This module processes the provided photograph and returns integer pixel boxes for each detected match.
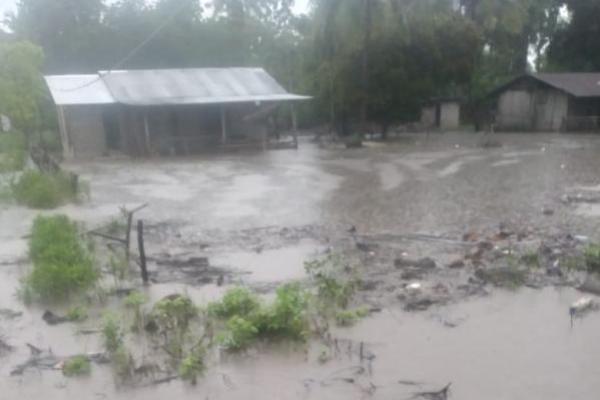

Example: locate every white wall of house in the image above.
[496,88,568,131]
[439,102,460,130]
[62,106,107,159]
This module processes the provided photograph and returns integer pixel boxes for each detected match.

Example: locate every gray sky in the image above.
[0,0,310,26]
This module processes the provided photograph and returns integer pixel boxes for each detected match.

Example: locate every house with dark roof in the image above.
[489,73,600,132]
[45,68,310,159]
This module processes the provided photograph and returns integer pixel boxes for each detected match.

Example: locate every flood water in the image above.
[2,132,600,399]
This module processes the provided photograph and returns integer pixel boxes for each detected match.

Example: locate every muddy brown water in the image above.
[2,133,600,399]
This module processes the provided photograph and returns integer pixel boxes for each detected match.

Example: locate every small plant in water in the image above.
[334,307,369,327]
[67,306,88,322]
[217,316,259,350]
[101,312,123,353]
[520,251,540,268]
[63,355,91,377]
[124,291,147,332]
[208,287,260,319]
[584,244,600,273]
[179,346,206,384]
[112,345,135,382]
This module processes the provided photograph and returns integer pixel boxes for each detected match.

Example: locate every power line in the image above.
[58,0,192,92]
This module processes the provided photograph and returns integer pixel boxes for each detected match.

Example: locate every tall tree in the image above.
[9,0,105,73]
[547,0,600,71]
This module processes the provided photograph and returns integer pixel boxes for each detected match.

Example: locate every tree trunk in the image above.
[360,0,372,136]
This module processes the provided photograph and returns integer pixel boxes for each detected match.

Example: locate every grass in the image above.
[12,170,79,209]
[63,355,91,377]
[112,345,134,382]
[584,244,600,273]
[26,215,98,302]
[0,131,26,172]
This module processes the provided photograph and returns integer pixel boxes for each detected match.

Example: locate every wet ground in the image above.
[2,132,600,399]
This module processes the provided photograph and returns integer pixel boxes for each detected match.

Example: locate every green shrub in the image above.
[102,313,123,353]
[217,316,259,350]
[178,347,206,384]
[26,215,97,302]
[0,131,26,172]
[208,287,260,319]
[63,355,91,377]
[152,295,197,332]
[12,170,78,209]
[256,284,309,341]
[585,244,600,273]
[67,306,88,322]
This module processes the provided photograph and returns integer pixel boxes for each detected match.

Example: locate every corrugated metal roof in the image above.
[44,75,116,105]
[45,68,310,106]
[100,68,310,106]
[490,73,600,98]
[533,73,600,97]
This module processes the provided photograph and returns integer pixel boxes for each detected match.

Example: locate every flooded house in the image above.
[44,68,310,159]
[490,73,600,132]
[420,97,461,131]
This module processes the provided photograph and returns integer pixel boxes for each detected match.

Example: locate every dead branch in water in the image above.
[409,383,452,400]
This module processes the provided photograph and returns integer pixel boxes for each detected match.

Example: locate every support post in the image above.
[220,106,227,145]
[143,112,151,156]
[137,220,149,284]
[291,104,298,148]
[57,106,73,159]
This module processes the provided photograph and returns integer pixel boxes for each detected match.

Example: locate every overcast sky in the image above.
[0,0,310,26]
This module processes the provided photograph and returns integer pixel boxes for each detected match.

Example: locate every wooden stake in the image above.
[137,220,149,284]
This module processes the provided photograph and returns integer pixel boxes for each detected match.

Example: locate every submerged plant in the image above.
[101,312,123,353]
[208,287,260,319]
[335,307,369,327]
[112,345,135,382]
[67,306,88,322]
[178,346,206,384]
[63,355,91,377]
[584,244,600,273]
[217,316,259,350]
[124,291,147,332]
[257,283,309,341]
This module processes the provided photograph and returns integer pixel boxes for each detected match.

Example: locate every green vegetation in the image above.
[67,306,88,322]
[26,215,97,302]
[178,347,206,384]
[217,316,259,351]
[305,255,357,313]
[12,170,79,209]
[101,313,123,354]
[584,244,600,273]
[0,131,26,172]
[150,295,198,359]
[112,345,135,382]
[520,251,540,268]
[124,291,147,331]
[63,355,91,377]
[208,287,260,319]
[335,307,369,327]
[213,284,310,351]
